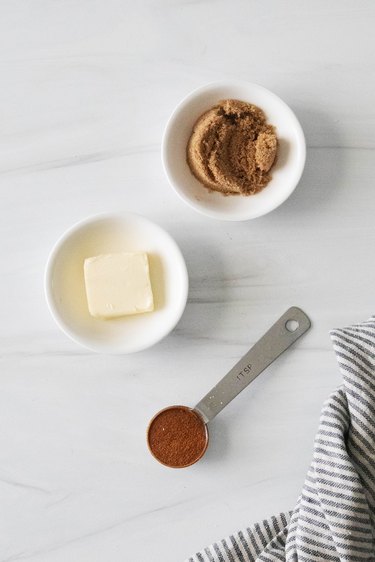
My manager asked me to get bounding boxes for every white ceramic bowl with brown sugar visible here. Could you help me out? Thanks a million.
[162,81,306,221]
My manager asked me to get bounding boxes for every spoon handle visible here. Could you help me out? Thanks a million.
[194,307,311,424]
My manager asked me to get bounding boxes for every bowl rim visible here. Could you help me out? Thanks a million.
[161,80,306,221]
[44,212,189,354]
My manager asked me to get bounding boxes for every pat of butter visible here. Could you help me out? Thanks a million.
[84,252,154,319]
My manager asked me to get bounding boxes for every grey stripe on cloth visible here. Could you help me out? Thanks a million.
[186,315,375,562]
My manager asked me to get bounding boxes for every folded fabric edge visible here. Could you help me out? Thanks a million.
[185,511,292,562]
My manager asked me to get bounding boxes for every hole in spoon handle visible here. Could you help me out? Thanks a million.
[194,307,311,424]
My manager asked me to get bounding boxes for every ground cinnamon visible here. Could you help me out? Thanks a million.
[147,406,208,468]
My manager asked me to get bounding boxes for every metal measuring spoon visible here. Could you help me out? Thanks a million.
[147,307,311,468]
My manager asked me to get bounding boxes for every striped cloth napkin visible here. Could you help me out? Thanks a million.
[187,315,375,562]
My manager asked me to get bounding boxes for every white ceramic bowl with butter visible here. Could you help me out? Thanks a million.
[162,81,306,221]
[45,213,188,354]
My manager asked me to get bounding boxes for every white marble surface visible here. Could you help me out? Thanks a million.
[1,1,374,560]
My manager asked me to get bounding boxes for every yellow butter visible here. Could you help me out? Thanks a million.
[84,252,154,319]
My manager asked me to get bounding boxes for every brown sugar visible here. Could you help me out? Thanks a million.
[147,406,208,468]
[186,99,278,196]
